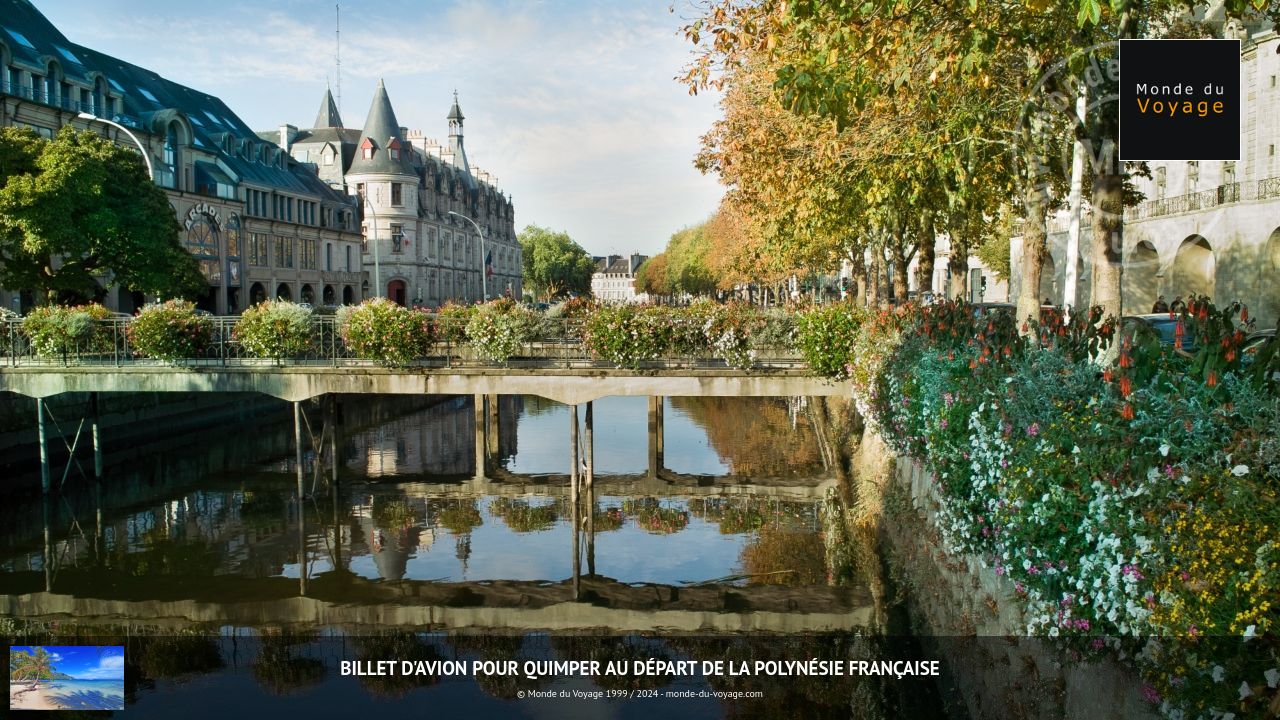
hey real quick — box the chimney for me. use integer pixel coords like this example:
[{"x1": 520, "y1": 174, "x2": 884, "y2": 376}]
[
  {"x1": 630, "y1": 254, "x2": 646, "y2": 274},
  {"x1": 279, "y1": 124, "x2": 298, "y2": 152}
]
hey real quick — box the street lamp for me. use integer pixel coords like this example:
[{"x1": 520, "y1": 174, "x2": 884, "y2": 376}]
[
  {"x1": 362, "y1": 188, "x2": 382, "y2": 298},
  {"x1": 77, "y1": 112, "x2": 153, "y2": 180},
  {"x1": 448, "y1": 211, "x2": 487, "y2": 302}
]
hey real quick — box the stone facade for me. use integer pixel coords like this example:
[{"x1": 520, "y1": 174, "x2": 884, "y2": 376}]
[
  {"x1": 591, "y1": 254, "x2": 648, "y2": 303},
  {"x1": 1010, "y1": 24, "x2": 1280, "y2": 327},
  {"x1": 0, "y1": 0, "x2": 365, "y2": 314},
  {"x1": 276, "y1": 84, "x2": 519, "y2": 307}
]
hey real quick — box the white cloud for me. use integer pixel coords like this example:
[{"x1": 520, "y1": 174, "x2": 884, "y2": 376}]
[{"x1": 74, "y1": 654, "x2": 125, "y2": 680}]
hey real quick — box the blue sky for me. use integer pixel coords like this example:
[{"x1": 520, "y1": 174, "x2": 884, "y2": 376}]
[
  {"x1": 10, "y1": 646, "x2": 125, "y2": 680},
  {"x1": 37, "y1": 0, "x2": 725, "y2": 256}
]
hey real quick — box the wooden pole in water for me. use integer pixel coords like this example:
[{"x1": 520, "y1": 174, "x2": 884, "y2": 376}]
[
  {"x1": 648, "y1": 396, "x2": 659, "y2": 480},
  {"x1": 584, "y1": 401, "x2": 594, "y2": 488},
  {"x1": 570, "y1": 403, "x2": 581, "y2": 600},
  {"x1": 570, "y1": 404, "x2": 579, "y2": 489}
]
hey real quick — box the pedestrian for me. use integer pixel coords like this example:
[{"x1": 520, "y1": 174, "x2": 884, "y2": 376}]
[
  {"x1": 1152, "y1": 295, "x2": 1168, "y2": 313},
  {"x1": 1169, "y1": 296, "x2": 1186, "y2": 313}
]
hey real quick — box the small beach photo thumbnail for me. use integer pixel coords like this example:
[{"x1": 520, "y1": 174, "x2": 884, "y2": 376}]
[{"x1": 9, "y1": 645, "x2": 125, "y2": 711}]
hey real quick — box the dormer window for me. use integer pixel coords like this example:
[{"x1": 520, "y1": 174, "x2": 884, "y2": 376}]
[
  {"x1": 388, "y1": 137, "x2": 402, "y2": 161},
  {"x1": 360, "y1": 137, "x2": 375, "y2": 160}
]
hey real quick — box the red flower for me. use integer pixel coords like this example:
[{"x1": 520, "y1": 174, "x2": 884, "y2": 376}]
[
  {"x1": 1206, "y1": 371, "x2": 1218, "y2": 388},
  {"x1": 1102, "y1": 369, "x2": 1114, "y2": 383},
  {"x1": 1120, "y1": 403, "x2": 1135, "y2": 421},
  {"x1": 1119, "y1": 376, "x2": 1132, "y2": 397}
]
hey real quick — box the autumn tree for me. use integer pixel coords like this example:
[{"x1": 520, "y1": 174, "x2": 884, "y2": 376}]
[
  {"x1": 0, "y1": 127, "x2": 206, "y2": 304},
  {"x1": 518, "y1": 224, "x2": 595, "y2": 301}
]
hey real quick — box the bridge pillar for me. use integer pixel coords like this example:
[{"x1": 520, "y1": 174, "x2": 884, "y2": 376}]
[
  {"x1": 293, "y1": 400, "x2": 304, "y2": 499},
  {"x1": 648, "y1": 396, "x2": 665, "y2": 480},
  {"x1": 90, "y1": 392, "x2": 103, "y2": 481},
  {"x1": 570, "y1": 405, "x2": 581, "y2": 601},
  {"x1": 584, "y1": 401, "x2": 594, "y2": 488},
  {"x1": 570, "y1": 404, "x2": 579, "y2": 489},
  {"x1": 487, "y1": 393, "x2": 499, "y2": 456},
  {"x1": 473, "y1": 394, "x2": 486, "y2": 479},
  {"x1": 36, "y1": 397, "x2": 50, "y2": 493}
]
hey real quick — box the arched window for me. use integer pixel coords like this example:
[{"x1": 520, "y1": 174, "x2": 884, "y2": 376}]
[{"x1": 164, "y1": 123, "x2": 178, "y2": 170}]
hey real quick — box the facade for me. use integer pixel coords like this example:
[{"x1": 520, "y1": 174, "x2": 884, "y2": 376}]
[
  {"x1": 1010, "y1": 22, "x2": 1280, "y2": 327},
  {"x1": 276, "y1": 83, "x2": 519, "y2": 307},
  {"x1": 591, "y1": 253, "x2": 648, "y2": 303},
  {"x1": 0, "y1": 0, "x2": 365, "y2": 314}
]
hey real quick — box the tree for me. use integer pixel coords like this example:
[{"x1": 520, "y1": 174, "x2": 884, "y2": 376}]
[
  {"x1": 665, "y1": 224, "x2": 717, "y2": 296},
  {"x1": 0, "y1": 127, "x2": 206, "y2": 304},
  {"x1": 518, "y1": 224, "x2": 594, "y2": 301},
  {"x1": 634, "y1": 253, "x2": 671, "y2": 297}
]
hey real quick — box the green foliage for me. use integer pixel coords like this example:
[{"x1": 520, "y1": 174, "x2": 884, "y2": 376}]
[
  {"x1": 489, "y1": 497, "x2": 559, "y2": 533},
  {"x1": 435, "y1": 301, "x2": 475, "y2": 344},
  {"x1": 21, "y1": 303, "x2": 112, "y2": 359},
  {"x1": 581, "y1": 304, "x2": 674, "y2": 369},
  {"x1": 464, "y1": 297, "x2": 539, "y2": 363},
  {"x1": 336, "y1": 298, "x2": 433, "y2": 367},
  {"x1": 127, "y1": 300, "x2": 214, "y2": 362},
  {"x1": 0, "y1": 127, "x2": 206, "y2": 302},
  {"x1": 233, "y1": 300, "x2": 313, "y2": 361},
  {"x1": 0, "y1": 307, "x2": 16, "y2": 354},
  {"x1": 974, "y1": 233, "x2": 1011, "y2": 283},
  {"x1": 518, "y1": 224, "x2": 595, "y2": 301},
  {"x1": 794, "y1": 302, "x2": 867, "y2": 378},
  {"x1": 633, "y1": 254, "x2": 671, "y2": 296}
]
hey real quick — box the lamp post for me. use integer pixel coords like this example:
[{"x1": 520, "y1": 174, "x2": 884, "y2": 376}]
[
  {"x1": 77, "y1": 112, "x2": 153, "y2": 180},
  {"x1": 363, "y1": 188, "x2": 382, "y2": 298},
  {"x1": 448, "y1": 210, "x2": 487, "y2": 302}
]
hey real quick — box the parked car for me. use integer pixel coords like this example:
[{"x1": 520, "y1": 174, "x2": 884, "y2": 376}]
[
  {"x1": 971, "y1": 302, "x2": 1015, "y2": 317},
  {"x1": 1242, "y1": 328, "x2": 1275, "y2": 364},
  {"x1": 1121, "y1": 313, "x2": 1195, "y2": 352}
]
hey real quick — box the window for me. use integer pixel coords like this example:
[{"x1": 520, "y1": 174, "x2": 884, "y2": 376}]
[
  {"x1": 300, "y1": 240, "x2": 316, "y2": 269},
  {"x1": 248, "y1": 233, "x2": 269, "y2": 267},
  {"x1": 164, "y1": 124, "x2": 178, "y2": 169},
  {"x1": 1223, "y1": 161, "x2": 1236, "y2": 185},
  {"x1": 54, "y1": 46, "x2": 81, "y2": 64},
  {"x1": 226, "y1": 216, "x2": 241, "y2": 257},
  {"x1": 391, "y1": 182, "x2": 403, "y2": 206},
  {"x1": 138, "y1": 86, "x2": 158, "y2": 103},
  {"x1": 323, "y1": 148, "x2": 334, "y2": 165},
  {"x1": 107, "y1": 78, "x2": 124, "y2": 92},
  {"x1": 5, "y1": 28, "x2": 36, "y2": 49},
  {"x1": 275, "y1": 236, "x2": 294, "y2": 268},
  {"x1": 1155, "y1": 166, "x2": 1166, "y2": 200},
  {"x1": 345, "y1": 245, "x2": 353, "y2": 271},
  {"x1": 185, "y1": 215, "x2": 219, "y2": 259},
  {"x1": 391, "y1": 224, "x2": 404, "y2": 253},
  {"x1": 326, "y1": 243, "x2": 333, "y2": 271}
]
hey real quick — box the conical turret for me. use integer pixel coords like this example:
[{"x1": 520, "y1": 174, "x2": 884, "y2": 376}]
[
  {"x1": 350, "y1": 79, "x2": 411, "y2": 175},
  {"x1": 314, "y1": 87, "x2": 343, "y2": 129}
]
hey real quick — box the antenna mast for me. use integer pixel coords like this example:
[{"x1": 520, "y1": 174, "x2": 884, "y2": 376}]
[{"x1": 335, "y1": 3, "x2": 342, "y2": 118}]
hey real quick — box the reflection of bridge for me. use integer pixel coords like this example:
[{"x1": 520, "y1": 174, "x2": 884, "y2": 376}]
[{"x1": 0, "y1": 571, "x2": 873, "y2": 633}]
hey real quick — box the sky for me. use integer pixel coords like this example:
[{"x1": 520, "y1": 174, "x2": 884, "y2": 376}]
[
  {"x1": 10, "y1": 646, "x2": 125, "y2": 680},
  {"x1": 36, "y1": 0, "x2": 725, "y2": 257}
]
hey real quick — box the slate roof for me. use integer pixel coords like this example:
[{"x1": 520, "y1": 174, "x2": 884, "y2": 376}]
[
  {"x1": 0, "y1": 0, "x2": 351, "y2": 205},
  {"x1": 314, "y1": 87, "x2": 342, "y2": 129},
  {"x1": 347, "y1": 79, "x2": 412, "y2": 176}
]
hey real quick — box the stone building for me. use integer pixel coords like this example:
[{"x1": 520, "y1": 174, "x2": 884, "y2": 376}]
[
  {"x1": 1010, "y1": 21, "x2": 1280, "y2": 327},
  {"x1": 591, "y1": 254, "x2": 648, "y2": 303},
  {"x1": 0, "y1": 0, "x2": 366, "y2": 314},
  {"x1": 275, "y1": 83, "x2": 519, "y2": 306}
]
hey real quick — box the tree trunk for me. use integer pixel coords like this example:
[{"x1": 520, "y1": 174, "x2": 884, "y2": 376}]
[
  {"x1": 867, "y1": 253, "x2": 882, "y2": 307},
  {"x1": 1018, "y1": 185, "x2": 1050, "y2": 333},
  {"x1": 917, "y1": 215, "x2": 936, "y2": 297},
  {"x1": 889, "y1": 242, "x2": 910, "y2": 305},
  {"x1": 948, "y1": 230, "x2": 969, "y2": 301},
  {"x1": 1091, "y1": 173, "x2": 1124, "y2": 321}
]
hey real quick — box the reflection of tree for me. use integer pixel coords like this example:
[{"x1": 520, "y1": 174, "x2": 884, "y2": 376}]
[
  {"x1": 622, "y1": 498, "x2": 689, "y2": 535},
  {"x1": 353, "y1": 632, "x2": 441, "y2": 698},
  {"x1": 135, "y1": 634, "x2": 224, "y2": 679},
  {"x1": 488, "y1": 497, "x2": 558, "y2": 533},
  {"x1": 739, "y1": 526, "x2": 826, "y2": 586},
  {"x1": 669, "y1": 397, "x2": 824, "y2": 477},
  {"x1": 371, "y1": 496, "x2": 419, "y2": 530},
  {"x1": 239, "y1": 490, "x2": 287, "y2": 522},
  {"x1": 519, "y1": 395, "x2": 562, "y2": 418},
  {"x1": 251, "y1": 630, "x2": 325, "y2": 696},
  {"x1": 430, "y1": 499, "x2": 483, "y2": 535},
  {"x1": 112, "y1": 534, "x2": 223, "y2": 578}
]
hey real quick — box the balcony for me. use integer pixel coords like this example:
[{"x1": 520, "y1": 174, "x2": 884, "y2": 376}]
[{"x1": 1126, "y1": 177, "x2": 1280, "y2": 221}]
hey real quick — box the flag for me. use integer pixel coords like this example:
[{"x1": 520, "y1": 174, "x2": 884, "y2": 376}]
[{"x1": 484, "y1": 250, "x2": 494, "y2": 277}]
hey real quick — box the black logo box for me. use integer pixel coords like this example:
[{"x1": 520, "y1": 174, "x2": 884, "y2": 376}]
[{"x1": 1119, "y1": 38, "x2": 1241, "y2": 161}]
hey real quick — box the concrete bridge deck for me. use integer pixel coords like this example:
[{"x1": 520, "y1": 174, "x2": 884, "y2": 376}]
[{"x1": 0, "y1": 365, "x2": 849, "y2": 405}]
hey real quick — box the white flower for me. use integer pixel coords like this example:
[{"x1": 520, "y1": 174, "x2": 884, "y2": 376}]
[
  {"x1": 1159, "y1": 444, "x2": 1170, "y2": 457},
  {"x1": 1238, "y1": 681, "x2": 1252, "y2": 700},
  {"x1": 1265, "y1": 668, "x2": 1279, "y2": 689},
  {"x1": 1231, "y1": 465, "x2": 1250, "y2": 476},
  {"x1": 1212, "y1": 665, "x2": 1225, "y2": 683},
  {"x1": 1243, "y1": 625, "x2": 1257, "y2": 641}
]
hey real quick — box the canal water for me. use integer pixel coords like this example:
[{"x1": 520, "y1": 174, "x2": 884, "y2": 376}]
[{"x1": 0, "y1": 395, "x2": 951, "y2": 718}]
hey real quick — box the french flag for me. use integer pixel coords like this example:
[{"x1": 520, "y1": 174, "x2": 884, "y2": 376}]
[{"x1": 484, "y1": 250, "x2": 494, "y2": 277}]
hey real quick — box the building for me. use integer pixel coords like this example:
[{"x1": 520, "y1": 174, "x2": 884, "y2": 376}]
[
  {"x1": 1010, "y1": 19, "x2": 1280, "y2": 327},
  {"x1": 591, "y1": 254, "x2": 648, "y2": 303},
  {"x1": 274, "y1": 84, "x2": 519, "y2": 306},
  {"x1": 0, "y1": 0, "x2": 366, "y2": 314}
]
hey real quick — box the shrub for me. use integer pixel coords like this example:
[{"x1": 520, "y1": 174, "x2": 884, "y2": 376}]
[
  {"x1": 127, "y1": 300, "x2": 213, "y2": 362},
  {"x1": 794, "y1": 302, "x2": 867, "y2": 378},
  {"x1": 233, "y1": 300, "x2": 313, "y2": 361},
  {"x1": 582, "y1": 304, "x2": 671, "y2": 369},
  {"x1": 21, "y1": 303, "x2": 113, "y2": 360},
  {"x1": 336, "y1": 298, "x2": 433, "y2": 367},
  {"x1": 465, "y1": 298, "x2": 538, "y2": 363},
  {"x1": 701, "y1": 301, "x2": 764, "y2": 369},
  {"x1": 435, "y1": 301, "x2": 475, "y2": 344}
]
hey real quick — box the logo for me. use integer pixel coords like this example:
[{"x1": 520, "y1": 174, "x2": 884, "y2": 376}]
[{"x1": 1119, "y1": 39, "x2": 1241, "y2": 161}]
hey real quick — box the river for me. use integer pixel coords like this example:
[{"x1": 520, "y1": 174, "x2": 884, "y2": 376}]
[{"x1": 0, "y1": 394, "x2": 952, "y2": 718}]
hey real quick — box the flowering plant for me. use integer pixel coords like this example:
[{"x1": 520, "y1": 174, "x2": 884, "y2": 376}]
[
  {"x1": 465, "y1": 297, "x2": 538, "y2": 363},
  {"x1": 127, "y1": 300, "x2": 213, "y2": 362},
  {"x1": 21, "y1": 303, "x2": 113, "y2": 359},
  {"x1": 581, "y1": 304, "x2": 672, "y2": 368},
  {"x1": 336, "y1": 298, "x2": 433, "y2": 367},
  {"x1": 435, "y1": 301, "x2": 475, "y2": 344},
  {"x1": 232, "y1": 300, "x2": 313, "y2": 361}
]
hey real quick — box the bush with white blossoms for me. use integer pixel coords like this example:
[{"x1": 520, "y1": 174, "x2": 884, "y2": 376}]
[
  {"x1": 464, "y1": 297, "x2": 538, "y2": 363},
  {"x1": 854, "y1": 298, "x2": 1279, "y2": 720},
  {"x1": 21, "y1": 303, "x2": 114, "y2": 360},
  {"x1": 127, "y1": 300, "x2": 213, "y2": 362},
  {"x1": 336, "y1": 298, "x2": 433, "y2": 367},
  {"x1": 233, "y1": 300, "x2": 314, "y2": 361}
]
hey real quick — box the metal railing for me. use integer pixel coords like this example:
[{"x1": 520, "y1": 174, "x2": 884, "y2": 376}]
[
  {"x1": 0, "y1": 316, "x2": 805, "y2": 371},
  {"x1": 1126, "y1": 176, "x2": 1280, "y2": 221}
]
